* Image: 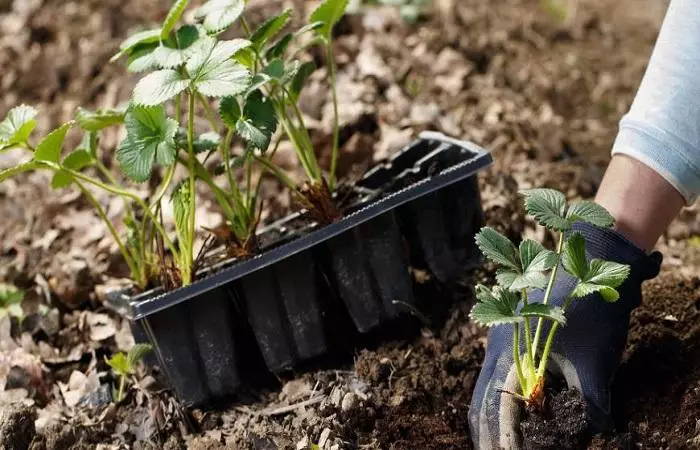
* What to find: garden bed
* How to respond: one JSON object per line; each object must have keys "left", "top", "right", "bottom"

{"left": 0, "top": 0, "right": 698, "bottom": 449}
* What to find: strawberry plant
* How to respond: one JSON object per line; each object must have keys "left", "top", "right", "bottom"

{"left": 105, "top": 343, "right": 153, "bottom": 402}
{"left": 470, "top": 189, "right": 630, "bottom": 407}
{"left": 0, "top": 0, "right": 351, "bottom": 290}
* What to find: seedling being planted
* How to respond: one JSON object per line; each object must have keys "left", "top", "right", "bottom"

{"left": 105, "top": 343, "right": 153, "bottom": 403}
{"left": 0, "top": 283, "right": 24, "bottom": 321}
{"left": 470, "top": 188, "right": 630, "bottom": 408}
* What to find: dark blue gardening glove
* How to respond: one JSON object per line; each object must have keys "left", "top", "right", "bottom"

{"left": 468, "top": 222, "right": 662, "bottom": 449}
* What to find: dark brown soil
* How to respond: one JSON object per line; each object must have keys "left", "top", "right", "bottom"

{"left": 520, "top": 386, "right": 591, "bottom": 450}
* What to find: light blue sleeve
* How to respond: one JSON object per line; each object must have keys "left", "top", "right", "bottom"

{"left": 611, "top": 0, "right": 700, "bottom": 204}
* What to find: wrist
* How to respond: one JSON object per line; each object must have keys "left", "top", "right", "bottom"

{"left": 595, "top": 155, "right": 684, "bottom": 251}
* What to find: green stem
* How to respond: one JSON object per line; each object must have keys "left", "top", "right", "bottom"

{"left": 222, "top": 128, "right": 237, "bottom": 195}
{"left": 117, "top": 374, "right": 126, "bottom": 402}
{"left": 521, "top": 288, "right": 535, "bottom": 372}
{"left": 196, "top": 92, "right": 220, "bottom": 132}
{"left": 74, "top": 179, "right": 140, "bottom": 285}
{"left": 537, "top": 296, "right": 573, "bottom": 378}
{"left": 183, "top": 91, "right": 197, "bottom": 285}
{"left": 0, "top": 161, "right": 39, "bottom": 183}
{"left": 281, "top": 87, "right": 320, "bottom": 182}
{"left": 254, "top": 154, "right": 297, "bottom": 191}
{"left": 532, "top": 232, "right": 565, "bottom": 353}
{"left": 513, "top": 323, "right": 527, "bottom": 394}
{"left": 63, "top": 167, "right": 178, "bottom": 259}
{"left": 326, "top": 38, "right": 340, "bottom": 190}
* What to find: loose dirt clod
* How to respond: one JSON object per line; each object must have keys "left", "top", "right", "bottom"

{"left": 520, "top": 387, "right": 590, "bottom": 450}
{"left": 0, "top": 405, "right": 36, "bottom": 450}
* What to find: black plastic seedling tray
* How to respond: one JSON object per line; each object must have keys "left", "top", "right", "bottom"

{"left": 124, "top": 131, "right": 492, "bottom": 406}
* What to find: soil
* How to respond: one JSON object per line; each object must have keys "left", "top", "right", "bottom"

{"left": 1, "top": 0, "right": 699, "bottom": 449}
{"left": 520, "top": 386, "right": 590, "bottom": 450}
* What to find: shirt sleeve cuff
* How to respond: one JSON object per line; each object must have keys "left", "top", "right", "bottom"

{"left": 611, "top": 119, "right": 700, "bottom": 205}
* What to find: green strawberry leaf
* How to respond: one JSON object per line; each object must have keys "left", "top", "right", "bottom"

{"left": 470, "top": 285, "right": 522, "bottom": 327}
{"left": 51, "top": 150, "right": 94, "bottom": 189}
{"left": 34, "top": 123, "right": 71, "bottom": 163}
{"left": 132, "top": 69, "right": 189, "bottom": 106}
{"left": 262, "top": 58, "right": 285, "bottom": 80}
{"left": 475, "top": 227, "right": 520, "bottom": 271}
{"left": 562, "top": 232, "right": 588, "bottom": 280}
{"left": 310, "top": 0, "right": 349, "bottom": 40}
{"left": 566, "top": 201, "right": 615, "bottom": 228}
{"left": 111, "top": 28, "right": 162, "bottom": 62}
{"left": 0, "top": 105, "right": 38, "bottom": 149}
{"left": 520, "top": 188, "right": 569, "bottom": 231}
{"left": 0, "top": 283, "right": 24, "bottom": 308}
{"left": 105, "top": 352, "right": 130, "bottom": 376}
{"left": 153, "top": 24, "right": 202, "bottom": 69}
{"left": 585, "top": 259, "right": 630, "bottom": 288}
{"left": 520, "top": 304, "right": 566, "bottom": 325}
{"left": 266, "top": 33, "right": 293, "bottom": 59}
{"left": 116, "top": 106, "right": 178, "bottom": 182}
{"left": 250, "top": 9, "right": 292, "bottom": 51}
{"left": 219, "top": 95, "right": 242, "bottom": 129}
{"left": 186, "top": 37, "right": 252, "bottom": 98}
{"left": 127, "top": 343, "right": 153, "bottom": 368}
{"left": 289, "top": 61, "right": 316, "bottom": 101}
{"left": 519, "top": 240, "right": 557, "bottom": 272}
{"left": 235, "top": 90, "right": 277, "bottom": 151}
{"left": 195, "top": 0, "right": 245, "bottom": 34}
{"left": 126, "top": 44, "right": 160, "bottom": 73}
{"left": 75, "top": 107, "right": 125, "bottom": 131}
{"left": 571, "top": 282, "right": 620, "bottom": 303}
{"left": 161, "top": 0, "right": 189, "bottom": 39}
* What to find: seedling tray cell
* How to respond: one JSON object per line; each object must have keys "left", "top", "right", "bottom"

{"left": 126, "top": 131, "right": 492, "bottom": 406}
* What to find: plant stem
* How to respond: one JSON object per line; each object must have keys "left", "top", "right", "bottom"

{"left": 521, "top": 288, "right": 535, "bottom": 372}
{"left": 326, "top": 38, "right": 340, "bottom": 190}
{"left": 117, "top": 374, "right": 126, "bottom": 402}
{"left": 183, "top": 91, "right": 197, "bottom": 285}
{"left": 536, "top": 296, "right": 573, "bottom": 378}
{"left": 513, "top": 323, "right": 527, "bottom": 393}
{"left": 62, "top": 167, "right": 178, "bottom": 259}
{"left": 532, "top": 232, "right": 565, "bottom": 353}
{"left": 74, "top": 179, "right": 141, "bottom": 285}
{"left": 281, "top": 87, "right": 320, "bottom": 182}
{"left": 196, "top": 92, "right": 220, "bottom": 132}
{"left": 254, "top": 154, "right": 297, "bottom": 191}
{"left": 0, "top": 161, "right": 39, "bottom": 183}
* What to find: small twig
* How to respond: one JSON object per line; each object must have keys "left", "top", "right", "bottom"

{"left": 260, "top": 395, "right": 325, "bottom": 416}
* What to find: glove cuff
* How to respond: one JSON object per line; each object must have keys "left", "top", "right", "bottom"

{"left": 571, "top": 222, "right": 662, "bottom": 281}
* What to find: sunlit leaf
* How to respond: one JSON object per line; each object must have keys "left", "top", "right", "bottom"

{"left": 161, "top": 0, "right": 189, "bottom": 39}
{"left": 310, "top": 0, "right": 349, "bottom": 40}
{"left": 132, "top": 69, "right": 189, "bottom": 106}
{"left": 521, "top": 188, "right": 569, "bottom": 231}
{"left": 187, "top": 37, "right": 252, "bottom": 97}
{"left": 195, "top": 0, "right": 245, "bottom": 34}
{"left": 111, "top": 28, "right": 161, "bottom": 62}
{"left": 34, "top": 123, "right": 71, "bottom": 163}
{"left": 235, "top": 90, "right": 277, "bottom": 151}
{"left": 520, "top": 304, "right": 566, "bottom": 325}
{"left": 566, "top": 201, "right": 614, "bottom": 228}
{"left": 75, "top": 107, "right": 125, "bottom": 131}
{"left": 0, "top": 105, "right": 38, "bottom": 149}
{"left": 475, "top": 227, "right": 520, "bottom": 271}
{"left": 250, "top": 9, "right": 292, "bottom": 51}
{"left": 51, "top": 150, "right": 93, "bottom": 189}
{"left": 116, "top": 106, "right": 178, "bottom": 182}
{"left": 562, "top": 232, "right": 588, "bottom": 280}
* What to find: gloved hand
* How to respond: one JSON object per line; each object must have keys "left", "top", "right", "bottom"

{"left": 468, "top": 222, "right": 662, "bottom": 450}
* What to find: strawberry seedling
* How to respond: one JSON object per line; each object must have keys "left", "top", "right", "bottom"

{"left": 105, "top": 343, "right": 153, "bottom": 403}
{"left": 470, "top": 188, "right": 630, "bottom": 407}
